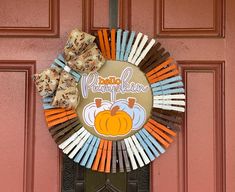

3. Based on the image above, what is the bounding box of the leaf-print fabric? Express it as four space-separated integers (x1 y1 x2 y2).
33 29 105 109
67 43 105 73
33 67 61 97
64 29 105 73
64 28 96 61
52 71 80 109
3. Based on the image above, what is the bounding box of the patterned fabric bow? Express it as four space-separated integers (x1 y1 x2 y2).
64 28 105 73
33 29 106 109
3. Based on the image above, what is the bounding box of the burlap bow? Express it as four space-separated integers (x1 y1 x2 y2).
33 29 106 109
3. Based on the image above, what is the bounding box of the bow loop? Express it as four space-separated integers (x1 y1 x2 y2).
64 28 96 61
33 66 61 98
52 71 80 109
33 29 106 110
64 29 105 73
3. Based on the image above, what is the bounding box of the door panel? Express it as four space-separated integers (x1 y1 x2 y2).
156 0 224 37
186 72 216 192
0 0 234 192
0 0 59 37
0 61 35 192
0 71 27 192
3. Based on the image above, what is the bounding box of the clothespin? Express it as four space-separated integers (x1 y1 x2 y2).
86 138 100 169
127 137 144 167
105 141 112 173
68 131 91 159
128 32 143 63
140 129 165 154
92 140 105 171
52 120 80 141
137 131 160 157
131 135 150 165
116 29 122 60
54 54 81 82
63 129 88 154
151 75 182 88
120 140 131 172
98 140 109 172
111 141 117 173
49 117 78 135
117 141 124 172
58 127 85 149
56 125 82 145
80 137 98 166
124 31 135 61
124 138 138 170
135 133 155 161
131 35 148 64
74 135 94 163
135 39 156 65
120 30 129 61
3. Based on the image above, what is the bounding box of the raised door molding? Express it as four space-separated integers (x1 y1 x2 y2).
179 61 225 192
0 60 36 192
0 0 59 37
155 0 225 37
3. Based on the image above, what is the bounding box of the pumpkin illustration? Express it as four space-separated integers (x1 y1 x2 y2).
83 98 112 127
111 97 146 130
94 106 132 136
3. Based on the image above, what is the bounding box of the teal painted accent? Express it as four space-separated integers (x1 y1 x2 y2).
124 31 135 61
54 55 81 82
120 30 129 61
153 88 185 95
42 96 53 103
138 130 160 157
141 129 165 154
152 82 184 92
86 138 100 168
43 103 55 109
74 135 94 163
135 133 155 161
80 137 97 166
116 29 122 60
151 76 182 88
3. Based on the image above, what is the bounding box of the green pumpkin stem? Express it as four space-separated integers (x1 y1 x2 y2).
128 97 136 108
111 106 120 116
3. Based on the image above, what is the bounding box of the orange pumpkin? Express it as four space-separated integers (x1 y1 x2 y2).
94 106 132 136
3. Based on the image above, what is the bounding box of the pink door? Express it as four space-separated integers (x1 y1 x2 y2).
0 0 234 192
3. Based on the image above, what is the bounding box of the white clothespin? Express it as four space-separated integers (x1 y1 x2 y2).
153 99 186 106
68 132 91 159
131 135 150 165
131 35 148 64
59 127 85 149
128 32 143 63
135 39 156 65
153 104 185 112
124 138 138 170
153 94 186 100
127 137 144 167
63 129 88 154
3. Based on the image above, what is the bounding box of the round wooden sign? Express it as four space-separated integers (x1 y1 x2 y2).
77 60 153 140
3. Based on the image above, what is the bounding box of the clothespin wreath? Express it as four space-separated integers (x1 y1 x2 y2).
33 28 186 173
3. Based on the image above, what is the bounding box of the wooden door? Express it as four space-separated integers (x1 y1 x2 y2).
62 155 150 192
0 0 234 192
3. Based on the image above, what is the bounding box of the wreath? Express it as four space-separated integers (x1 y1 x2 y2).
33 28 185 173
